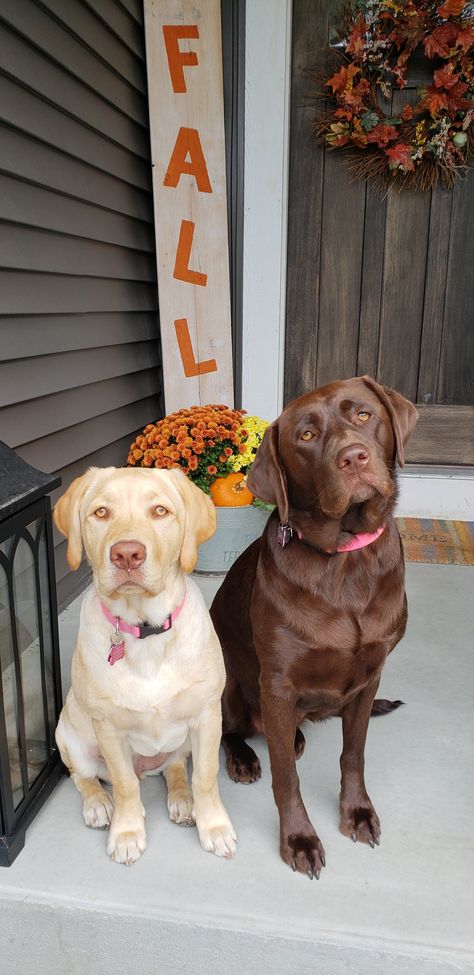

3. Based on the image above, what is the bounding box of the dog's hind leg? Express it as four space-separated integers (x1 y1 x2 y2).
164 752 195 826
223 722 304 782
221 674 262 783
71 771 114 829
56 709 114 829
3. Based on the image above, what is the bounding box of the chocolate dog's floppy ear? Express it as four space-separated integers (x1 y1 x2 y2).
361 376 419 468
246 422 289 523
171 469 216 573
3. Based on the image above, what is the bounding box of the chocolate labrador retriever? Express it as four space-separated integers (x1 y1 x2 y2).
210 376 418 878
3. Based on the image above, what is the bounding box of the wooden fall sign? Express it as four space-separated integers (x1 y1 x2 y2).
144 1 234 411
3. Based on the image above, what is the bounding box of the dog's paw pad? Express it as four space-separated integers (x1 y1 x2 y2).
83 792 114 829
198 823 237 859
107 829 146 865
281 831 326 879
168 795 196 827
340 803 381 847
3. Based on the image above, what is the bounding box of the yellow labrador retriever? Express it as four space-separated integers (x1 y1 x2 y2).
54 466 236 865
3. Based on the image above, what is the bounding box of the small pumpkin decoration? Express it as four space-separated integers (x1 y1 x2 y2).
210 472 254 507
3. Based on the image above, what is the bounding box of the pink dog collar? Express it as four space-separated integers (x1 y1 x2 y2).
100 590 187 665
277 522 385 554
335 525 385 552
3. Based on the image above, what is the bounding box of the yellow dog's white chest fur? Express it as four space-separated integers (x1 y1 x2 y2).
74 583 224 721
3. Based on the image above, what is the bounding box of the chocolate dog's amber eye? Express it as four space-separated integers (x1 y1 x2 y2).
357 411 371 421
153 505 168 517
301 430 314 441
94 507 109 519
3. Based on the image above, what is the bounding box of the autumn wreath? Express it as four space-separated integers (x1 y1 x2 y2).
314 0 474 190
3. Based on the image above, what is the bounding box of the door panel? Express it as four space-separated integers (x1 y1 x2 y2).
285 0 474 463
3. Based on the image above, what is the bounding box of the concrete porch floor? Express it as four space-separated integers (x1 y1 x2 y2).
0 563 473 975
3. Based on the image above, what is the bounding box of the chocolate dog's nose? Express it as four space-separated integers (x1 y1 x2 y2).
336 443 370 472
110 540 146 571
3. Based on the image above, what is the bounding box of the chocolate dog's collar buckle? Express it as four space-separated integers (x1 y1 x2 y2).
277 523 294 547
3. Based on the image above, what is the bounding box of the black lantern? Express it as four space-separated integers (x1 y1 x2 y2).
0 441 63 865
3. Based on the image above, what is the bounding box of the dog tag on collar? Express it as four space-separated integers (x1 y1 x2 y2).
108 619 125 665
108 638 125 665
277 523 293 547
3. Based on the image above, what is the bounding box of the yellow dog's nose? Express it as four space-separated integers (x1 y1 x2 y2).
110 540 146 572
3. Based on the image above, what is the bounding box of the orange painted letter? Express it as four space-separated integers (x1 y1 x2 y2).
163 128 212 193
173 221 207 287
162 25 199 93
175 319 217 377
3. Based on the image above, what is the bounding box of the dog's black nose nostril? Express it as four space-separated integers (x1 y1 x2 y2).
110 540 146 571
336 444 370 471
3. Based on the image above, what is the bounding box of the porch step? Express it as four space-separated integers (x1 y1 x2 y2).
0 565 472 975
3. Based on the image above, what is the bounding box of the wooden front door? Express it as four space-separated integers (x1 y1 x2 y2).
285 0 473 465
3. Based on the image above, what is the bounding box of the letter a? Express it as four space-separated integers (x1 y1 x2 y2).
163 128 212 193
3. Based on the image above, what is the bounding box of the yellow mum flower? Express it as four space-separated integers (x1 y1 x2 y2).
231 416 269 472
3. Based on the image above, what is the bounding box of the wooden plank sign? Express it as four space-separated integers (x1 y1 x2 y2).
144 0 234 411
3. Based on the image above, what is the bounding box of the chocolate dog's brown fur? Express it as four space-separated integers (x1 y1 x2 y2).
210 376 418 878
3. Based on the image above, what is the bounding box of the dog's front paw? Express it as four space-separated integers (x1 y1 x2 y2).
107 825 146 864
339 801 381 847
197 819 237 859
281 830 326 879
82 791 114 829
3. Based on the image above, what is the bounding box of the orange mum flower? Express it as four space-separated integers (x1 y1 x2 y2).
127 404 256 493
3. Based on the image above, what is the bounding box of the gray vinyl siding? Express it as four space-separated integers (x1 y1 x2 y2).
0 0 163 609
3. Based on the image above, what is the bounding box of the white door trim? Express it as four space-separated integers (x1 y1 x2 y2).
397 467 474 520
241 0 292 423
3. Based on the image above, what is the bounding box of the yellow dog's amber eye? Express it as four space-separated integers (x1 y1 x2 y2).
357 411 371 421
301 430 314 441
94 507 109 519
153 505 168 517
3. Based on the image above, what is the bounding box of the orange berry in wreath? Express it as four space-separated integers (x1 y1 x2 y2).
210 473 254 507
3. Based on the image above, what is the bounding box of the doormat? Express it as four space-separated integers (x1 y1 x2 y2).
396 519 474 566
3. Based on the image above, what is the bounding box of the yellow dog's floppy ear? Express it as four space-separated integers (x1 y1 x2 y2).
360 376 419 468
170 469 216 573
53 470 97 570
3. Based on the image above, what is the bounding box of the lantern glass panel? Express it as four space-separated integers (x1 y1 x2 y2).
12 529 49 787
37 521 58 743
0 560 25 809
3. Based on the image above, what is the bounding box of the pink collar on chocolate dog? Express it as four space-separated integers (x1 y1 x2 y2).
278 522 385 554
100 590 187 665
334 524 386 552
